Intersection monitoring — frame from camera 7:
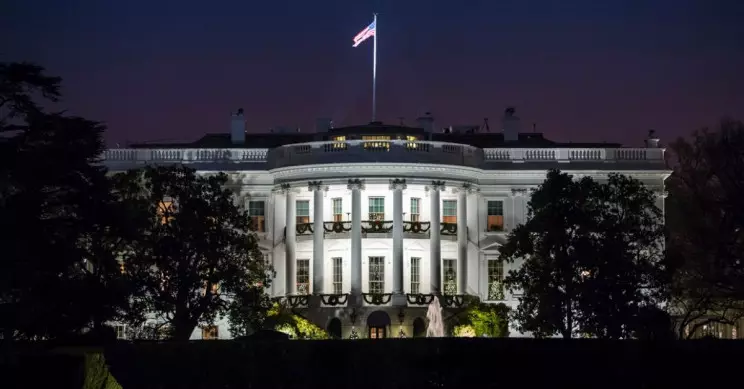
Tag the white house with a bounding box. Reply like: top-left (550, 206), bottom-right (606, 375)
top-left (103, 108), bottom-right (670, 339)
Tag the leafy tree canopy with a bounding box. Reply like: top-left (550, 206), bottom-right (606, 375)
top-left (113, 166), bottom-right (273, 340)
top-left (452, 301), bottom-right (510, 338)
top-left (0, 62), bottom-right (119, 340)
top-left (667, 119), bottom-right (744, 338)
top-left (499, 169), bottom-right (667, 339)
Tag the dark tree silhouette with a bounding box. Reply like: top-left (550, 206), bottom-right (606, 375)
top-left (499, 170), bottom-right (667, 339)
top-left (113, 166), bottom-right (273, 340)
top-left (667, 119), bottom-right (744, 338)
top-left (0, 62), bottom-right (121, 340)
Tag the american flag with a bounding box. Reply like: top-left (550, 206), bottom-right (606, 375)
top-left (352, 20), bottom-right (376, 47)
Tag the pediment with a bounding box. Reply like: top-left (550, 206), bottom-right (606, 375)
top-left (404, 240), bottom-right (427, 251)
top-left (479, 234), bottom-right (507, 251)
top-left (363, 240), bottom-right (392, 251)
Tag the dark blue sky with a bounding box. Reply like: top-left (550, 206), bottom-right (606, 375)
top-left (3, 0), bottom-right (743, 147)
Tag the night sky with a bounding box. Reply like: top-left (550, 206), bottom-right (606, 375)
top-left (3, 0), bottom-right (743, 147)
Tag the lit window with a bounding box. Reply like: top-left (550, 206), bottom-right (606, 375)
top-left (487, 200), bottom-right (504, 231)
top-left (115, 324), bottom-right (126, 339)
top-left (332, 198), bottom-right (343, 222)
top-left (157, 200), bottom-right (175, 224)
top-left (369, 257), bottom-right (385, 294)
top-left (442, 200), bottom-right (457, 224)
top-left (368, 197), bottom-right (385, 221)
top-left (362, 135), bottom-right (391, 150)
top-left (332, 135), bottom-right (347, 149)
top-left (487, 258), bottom-right (504, 300)
top-left (202, 325), bottom-right (218, 340)
top-left (296, 259), bottom-right (310, 294)
top-left (443, 259), bottom-right (457, 295)
top-left (248, 200), bottom-right (265, 232)
top-left (296, 200), bottom-right (310, 224)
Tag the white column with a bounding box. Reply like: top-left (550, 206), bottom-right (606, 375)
top-left (348, 179), bottom-right (364, 305)
top-left (429, 181), bottom-right (445, 294)
top-left (310, 181), bottom-right (326, 295)
top-left (284, 185), bottom-right (296, 296)
top-left (391, 179), bottom-right (406, 305)
top-left (457, 185), bottom-right (469, 295)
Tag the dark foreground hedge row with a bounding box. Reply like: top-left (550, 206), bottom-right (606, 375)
top-left (4, 339), bottom-right (742, 388)
top-left (0, 348), bottom-right (121, 389)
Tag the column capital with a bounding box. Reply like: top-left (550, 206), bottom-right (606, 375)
top-left (426, 180), bottom-right (446, 192)
top-left (510, 188), bottom-right (529, 197)
top-left (452, 182), bottom-right (479, 194)
top-left (308, 180), bottom-right (328, 192)
top-left (389, 178), bottom-right (407, 191)
top-left (655, 191), bottom-right (669, 199)
top-left (273, 183), bottom-right (300, 194)
top-left (347, 178), bottom-right (365, 190)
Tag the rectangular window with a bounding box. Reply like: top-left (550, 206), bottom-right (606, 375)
top-left (368, 256), bottom-right (385, 294)
top-left (296, 200), bottom-right (310, 224)
top-left (410, 198), bottom-right (420, 222)
top-left (115, 324), bottom-right (126, 340)
top-left (332, 198), bottom-right (343, 222)
top-left (488, 258), bottom-right (504, 300)
top-left (443, 259), bottom-right (457, 295)
top-left (157, 199), bottom-right (174, 224)
top-left (248, 200), bottom-right (265, 232)
top-left (442, 200), bottom-right (457, 224)
top-left (410, 257), bottom-right (421, 294)
top-left (332, 257), bottom-right (343, 294)
top-left (202, 325), bottom-right (218, 340)
top-left (368, 197), bottom-right (385, 221)
top-left (297, 259), bottom-right (310, 294)
top-left (487, 200), bottom-right (504, 231)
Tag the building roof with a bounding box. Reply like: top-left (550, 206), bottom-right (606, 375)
top-left (129, 122), bottom-right (623, 149)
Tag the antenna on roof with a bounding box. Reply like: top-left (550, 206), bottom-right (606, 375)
top-left (482, 118), bottom-right (490, 132)
top-left (532, 123), bottom-right (537, 133)
top-left (398, 116), bottom-right (405, 126)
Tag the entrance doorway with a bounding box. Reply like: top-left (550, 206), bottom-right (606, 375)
top-left (366, 310), bottom-right (391, 339)
top-left (369, 326), bottom-right (386, 339)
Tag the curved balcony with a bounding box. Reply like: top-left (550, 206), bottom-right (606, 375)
top-left (266, 140), bottom-right (485, 170)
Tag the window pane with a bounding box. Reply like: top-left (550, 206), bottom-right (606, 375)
top-left (248, 201), bottom-right (265, 216)
top-left (297, 259), bottom-right (310, 294)
top-left (487, 201), bottom-right (503, 216)
top-left (443, 259), bottom-right (457, 295)
top-left (332, 257), bottom-right (343, 294)
top-left (368, 197), bottom-right (385, 220)
top-left (443, 200), bottom-right (457, 217)
top-left (487, 258), bottom-right (504, 300)
top-left (410, 257), bottom-right (420, 294)
top-left (410, 198), bottom-right (420, 221)
top-left (296, 200), bottom-right (310, 216)
top-left (369, 257), bottom-right (385, 293)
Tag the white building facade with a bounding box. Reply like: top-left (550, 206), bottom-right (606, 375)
top-left (103, 113), bottom-right (670, 339)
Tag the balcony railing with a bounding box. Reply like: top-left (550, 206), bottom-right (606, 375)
top-left (292, 220), bottom-right (457, 237)
top-left (102, 144), bottom-right (664, 170)
top-left (267, 140), bottom-right (483, 169)
top-left (402, 221), bottom-right (431, 234)
top-left (103, 148), bottom-right (268, 165)
top-left (362, 220), bottom-right (393, 233)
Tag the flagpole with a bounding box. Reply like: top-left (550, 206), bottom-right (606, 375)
top-left (372, 13), bottom-right (378, 122)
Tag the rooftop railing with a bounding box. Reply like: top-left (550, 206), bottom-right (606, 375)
top-left (102, 142), bottom-right (665, 169)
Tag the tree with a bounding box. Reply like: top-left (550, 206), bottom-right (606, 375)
top-left (452, 301), bottom-right (510, 338)
top-left (499, 169), bottom-right (667, 339)
top-left (0, 62), bottom-right (121, 340)
top-left (667, 119), bottom-right (744, 338)
top-left (113, 166), bottom-right (273, 340)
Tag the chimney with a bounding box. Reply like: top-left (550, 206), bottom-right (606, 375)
top-left (315, 118), bottom-right (333, 133)
top-left (502, 107), bottom-right (520, 142)
top-left (230, 108), bottom-right (246, 144)
top-left (416, 112), bottom-right (434, 133)
top-left (645, 129), bottom-right (660, 148)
